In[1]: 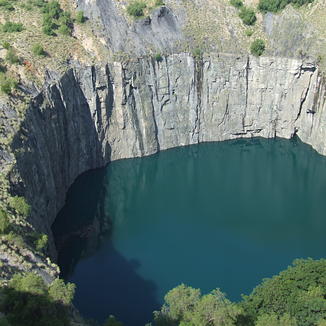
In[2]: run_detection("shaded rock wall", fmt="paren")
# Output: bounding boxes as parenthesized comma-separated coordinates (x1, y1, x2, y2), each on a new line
(10, 53, 326, 257)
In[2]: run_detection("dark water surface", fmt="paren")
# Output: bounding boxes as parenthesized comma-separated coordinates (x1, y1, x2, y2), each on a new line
(52, 138, 326, 326)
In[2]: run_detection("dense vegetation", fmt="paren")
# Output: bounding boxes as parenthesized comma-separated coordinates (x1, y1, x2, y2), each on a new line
(0, 273, 75, 326)
(258, 0, 314, 13)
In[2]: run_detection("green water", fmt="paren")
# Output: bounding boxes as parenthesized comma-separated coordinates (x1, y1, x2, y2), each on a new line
(52, 138, 326, 326)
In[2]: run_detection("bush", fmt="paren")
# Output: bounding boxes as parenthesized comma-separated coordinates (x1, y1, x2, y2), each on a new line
(250, 38, 265, 56)
(2, 21, 23, 33)
(5, 48, 19, 64)
(192, 47, 203, 58)
(75, 10, 85, 23)
(0, 208, 10, 233)
(230, 0, 243, 8)
(0, 73, 17, 94)
(154, 0, 165, 6)
(32, 43, 45, 56)
(155, 53, 163, 62)
(0, 0, 14, 11)
(239, 6, 256, 25)
(58, 23, 71, 35)
(48, 279, 75, 305)
(258, 0, 313, 13)
(34, 233, 48, 251)
(2, 41, 10, 49)
(245, 28, 254, 37)
(42, 0, 61, 19)
(127, 1, 147, 17)
(8, 196, 30, 217)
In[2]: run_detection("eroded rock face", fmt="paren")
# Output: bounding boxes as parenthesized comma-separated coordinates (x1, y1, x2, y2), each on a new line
(8, 53, 326, 258)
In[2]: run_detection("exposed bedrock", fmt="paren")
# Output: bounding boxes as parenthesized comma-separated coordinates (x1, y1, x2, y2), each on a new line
(9, 53, 326, 258)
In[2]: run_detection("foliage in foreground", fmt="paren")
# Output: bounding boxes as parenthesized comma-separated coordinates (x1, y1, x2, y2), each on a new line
(0, 273, 75, 326)
(241, 258, 326, 326)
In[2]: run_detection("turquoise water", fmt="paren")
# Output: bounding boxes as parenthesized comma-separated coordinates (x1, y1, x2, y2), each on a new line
(52, 138, 326, 326)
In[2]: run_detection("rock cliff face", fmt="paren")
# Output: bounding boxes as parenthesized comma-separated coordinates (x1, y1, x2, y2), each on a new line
(8, 53, 326, 257)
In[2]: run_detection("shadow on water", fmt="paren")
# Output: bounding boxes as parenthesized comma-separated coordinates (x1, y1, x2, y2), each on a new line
(52, 166, 160, 326)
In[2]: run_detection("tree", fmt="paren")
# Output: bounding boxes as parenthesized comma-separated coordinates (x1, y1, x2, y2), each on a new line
(241, 259, 326, 326)
(255, 313, 298, 326)
(48, 279, 75, 305)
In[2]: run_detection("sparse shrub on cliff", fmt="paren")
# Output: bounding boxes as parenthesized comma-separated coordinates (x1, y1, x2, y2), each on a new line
(75, 10, 85, 23)
(32, 43, 45, 56)
(42, 0, 61, 19)
(230, 0, 243, 8)
(2, 41, 10, 50)
(8, 196, 30, 218)
(154, 0, 165, 7)
(0, 208, 10, 234)
(34, 233, 48, 251)
(2, 21, 23, 33)
(245, 29, 254, 37)
(258, 0, 314, 13)
(5, 48, 20, 64)
(127, 1, 147, 17)
(0, 73, 17, 94)
(250, 39, 265, 56)
(192, 47, 203, 58)
(239, 6, 256, 25)
(155, 53, 163, 62)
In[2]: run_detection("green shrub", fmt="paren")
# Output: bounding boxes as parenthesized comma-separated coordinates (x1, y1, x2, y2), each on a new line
(58, 23, 71, 35)
(154, 0, 165, 6)
(250, 38, 265, 56)
(42, 15, 55, 35)
(32, 43, 45, 56)
(0, 73, 17, 94)
(245, 28, 254, 37)
(103, 315, 124, 326)
(0, 0, 14, 11)
(239, 6, 256, 25)
(127, 1, 147, 17)
(258, 0, 313, 13)
(8, 196, 30, 217)
(48, 279, 75, 305)
(192, 47, 203, 58)
(34, 233, 48, 251)
(5, 48, 19, 64)
(75, 10, 85, 23)
(2, 41, 11, 49)
(42, 0, 61, 19)
(1, 273, 72, 326)
(155, 53, 163, 62)
(0, 208, 10, 233)
(230, 0, 243, 8)
(2, 21, 23, 33)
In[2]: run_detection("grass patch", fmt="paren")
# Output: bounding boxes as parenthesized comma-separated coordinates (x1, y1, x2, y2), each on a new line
(127, 1, 147, 17)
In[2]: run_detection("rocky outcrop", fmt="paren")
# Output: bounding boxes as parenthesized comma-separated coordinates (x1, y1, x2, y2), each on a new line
(5, 53, 326, 258)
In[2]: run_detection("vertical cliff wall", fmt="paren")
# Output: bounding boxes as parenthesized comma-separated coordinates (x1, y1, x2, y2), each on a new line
(8, 53, 326, 258)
